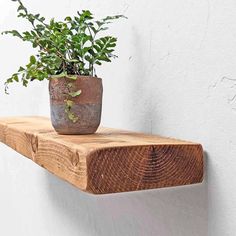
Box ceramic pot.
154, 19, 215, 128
49, 76, 103, 134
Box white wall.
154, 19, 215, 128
1, 0, 236, 235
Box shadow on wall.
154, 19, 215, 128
122, 27, 158, 134
45, 154, 207, 236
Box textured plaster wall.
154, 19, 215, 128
0, 0, 235, 235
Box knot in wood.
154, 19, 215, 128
71, 152, 80, 167
31, 135, 38, 154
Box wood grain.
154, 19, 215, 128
0, 116, 203, 194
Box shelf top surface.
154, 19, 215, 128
0, 116, 198, 150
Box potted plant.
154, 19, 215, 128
2, 0, 126, 134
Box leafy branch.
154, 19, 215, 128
2, 0, 126, 92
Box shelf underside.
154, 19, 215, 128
0, 116, 203, 194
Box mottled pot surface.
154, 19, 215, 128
49, 75, 103, 135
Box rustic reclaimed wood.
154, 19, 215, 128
0, 116, 203, 194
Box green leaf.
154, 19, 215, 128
2, 30, 23, 38
78, 10, 93, 21
51, 72, 67, 79
6, 78, 13, 84
93, 45, 100, 52
67, 75, 77, 80
102, 15, 127, 21
23, 79, 28, 87
30, 55, 36, 64
17, 4, 26, 13
67, 59, 80, 63
13, 74, 19, 82
11, 30, 22, 38
109, 37, 117, 43
18, 66, 25, 72
68, 112, 78, 123
68, 89, 82, 97
65, 16, 72, 22
100, 27, 109, 31
95, 61, 102, 65
64, 99, 79, 123
97, 55, 111, 62
90, 26, 97, 34
65, 99, 74, 107
84, 55, 92, 63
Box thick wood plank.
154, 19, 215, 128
0, 116, 203, 194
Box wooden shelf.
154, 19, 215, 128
0, 116, 203, 194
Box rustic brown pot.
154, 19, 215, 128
49, 76, 103, 134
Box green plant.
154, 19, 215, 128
2, 0, 126, 93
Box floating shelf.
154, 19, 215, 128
0, 116, 203, 194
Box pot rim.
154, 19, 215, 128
49, 75, 102, 81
